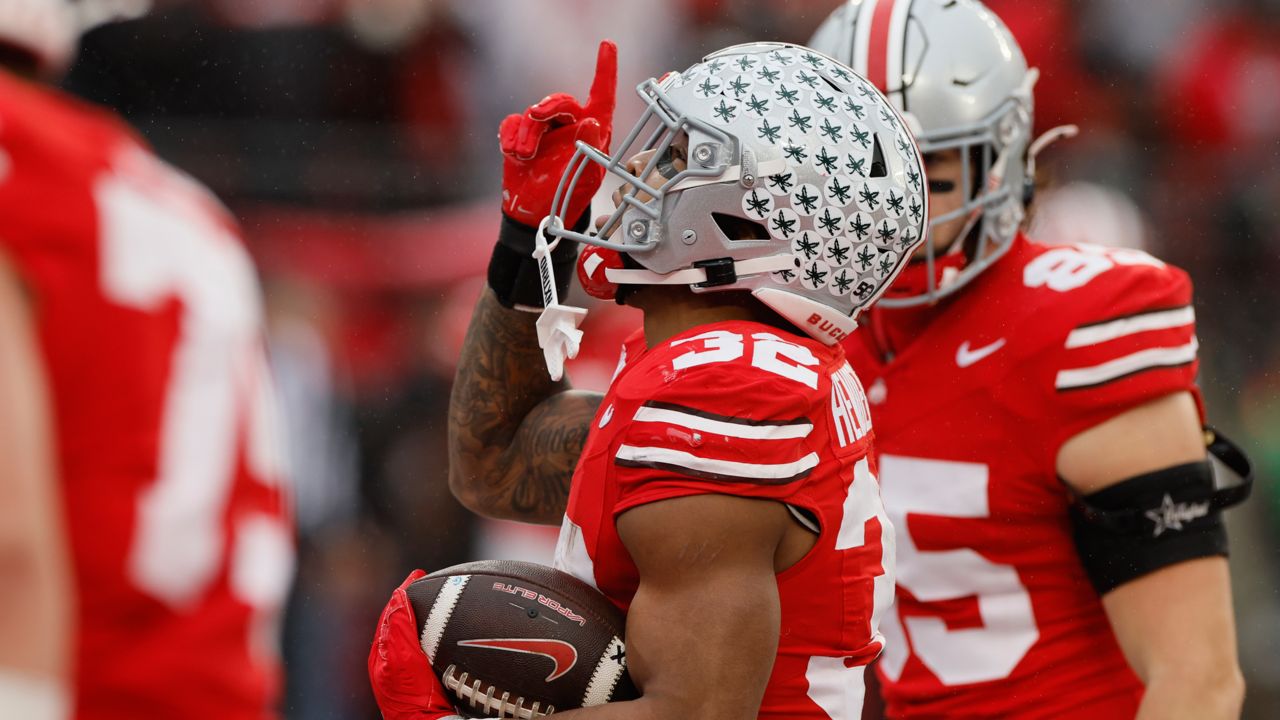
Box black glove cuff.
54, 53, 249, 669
488, 214, 584, 310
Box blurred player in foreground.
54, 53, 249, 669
371, 40, 931, 718
0, 2, 292, 717
809, 1, 1250, 718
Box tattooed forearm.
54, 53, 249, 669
448, 288, 602, 524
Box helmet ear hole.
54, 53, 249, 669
712, 213, 769, 242
869, 135, 888, 178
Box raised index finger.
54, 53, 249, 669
583, 39, 618, 122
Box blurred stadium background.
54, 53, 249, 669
59, 0, 1280, 717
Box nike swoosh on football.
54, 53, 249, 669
955, 338, 1006, 368
457, 638, 579, 681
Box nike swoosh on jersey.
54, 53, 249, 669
955, 338, 1007, 368
456, 638, 579, 682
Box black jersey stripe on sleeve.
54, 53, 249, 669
640, 400, 812, 427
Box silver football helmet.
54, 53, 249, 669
809, 0, 1074, 306
544, 42, 927, 349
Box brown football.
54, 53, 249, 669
404, 560, 638, 718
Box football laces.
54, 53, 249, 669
442, 664, 555, 719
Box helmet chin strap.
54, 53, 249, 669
603, 254, 795, 286
922, 165, 985, 295
933, 210, 979, 293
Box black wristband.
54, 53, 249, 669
487, 214, 583, 310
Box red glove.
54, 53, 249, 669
500, 40, 617, 228
368, 570, 462, 720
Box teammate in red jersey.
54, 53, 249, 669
370, 41, 930, 718
0, 3, 292, 718
808, 1, 1249, 718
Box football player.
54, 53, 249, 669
370, 41, 930, 719
0, 2, 292, 718
807, 1, 1250, 718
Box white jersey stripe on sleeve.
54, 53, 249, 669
1055, 338, 1198, 391
616, 444, 819, 484
632, 405, 813, 440
1064, 306, 1195, 349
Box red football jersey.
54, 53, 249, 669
843, 234, 1202, 719
0, 72, 292, 719
553, 320, 894, 719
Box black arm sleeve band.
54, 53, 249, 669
487, 213, 584, 310
1069, 460, 1228, 594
